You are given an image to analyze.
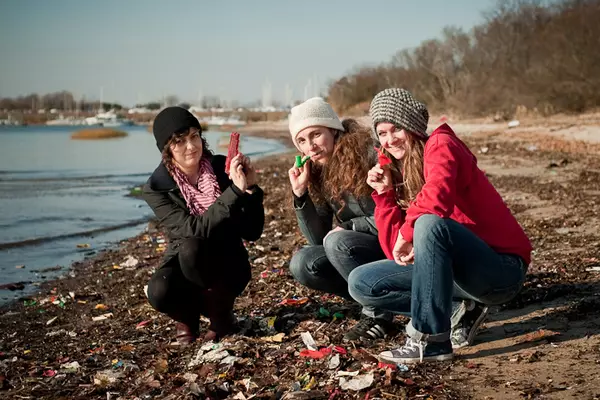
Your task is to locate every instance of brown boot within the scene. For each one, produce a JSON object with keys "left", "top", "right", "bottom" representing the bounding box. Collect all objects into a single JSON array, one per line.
[{"left": 175, "top": 322, "right": 199, "bottom": 345}]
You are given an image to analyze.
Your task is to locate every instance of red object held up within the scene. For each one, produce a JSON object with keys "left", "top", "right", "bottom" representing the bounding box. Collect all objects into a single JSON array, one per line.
[
  {"left": 225, "top": 132, "right": 240, "bottom": 174},
  {"left": 374, "top": 146, "right": 392, "bottom": 167}
]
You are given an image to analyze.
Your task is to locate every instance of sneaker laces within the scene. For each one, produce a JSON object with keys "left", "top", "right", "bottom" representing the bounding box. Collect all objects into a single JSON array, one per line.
[{"left": 398, "top": 337, "right": 426, "bottom": 362}]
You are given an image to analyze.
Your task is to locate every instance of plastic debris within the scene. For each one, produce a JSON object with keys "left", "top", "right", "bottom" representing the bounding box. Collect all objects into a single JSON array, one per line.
[
  {"left": 339, "top": 372, "right": 374, "bottom": 391},
  {"left": 507, "top": 120, "right": 520, "bottom": 128},
  {"left": 94, "top": 304, "right": 109, "bottom": 310},
  {"left": 262, "top": 333, "right": 286, "bottom": 342},
  {"left": 294, "top": 155, "right": 311, "bottom": 168},
  {"left": 92, "top": 313, "right": 113, "bottom": 321},
  {"left": 76, "top": 243, "right": 90, "bottom": 248},
  {"left": 60, "top": 361, "right": 81, "bottom": 373},
  {"left": 301, "top": 332, "right": 318, "bottom": 350},
  {"left": 299, "top": 349, "right": 325, "bottom": 359},
  {"left": 121, "top": 255, "right": 139, "bottom": 268},
  {"left": 328, "top": 354, "right": 340, "bottom": 369},
  {"left": 15, "top": 265, "right": 25, "bottom": 269},
  {"left": 135, "top": 320, "right": 151, "bottom": 329},
  {"left": 93, "top": 369, "right": 124, "bottom": 387},
  {"left": 42, "top": 369, "right": 57, "bottom": 377},
  {"left": 586, "top": 266, "right": 600, "bottom": 272},
  {"left": 279, "top": 297, "right": 309, "bottom": 306},
  {"left": 46, "top": 316, "right": 58, "bottom": 325}
]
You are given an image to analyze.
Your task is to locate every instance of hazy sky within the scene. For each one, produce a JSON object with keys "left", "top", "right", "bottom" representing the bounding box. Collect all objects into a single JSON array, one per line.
[{"left": 0, "top": 0, "right": 495, "bottom": 106}]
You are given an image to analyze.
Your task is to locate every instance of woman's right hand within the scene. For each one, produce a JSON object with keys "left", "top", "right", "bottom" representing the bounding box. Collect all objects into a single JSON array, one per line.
[
  {"left": 288, "top": 159, "right": 311, "bottom": 197},
  {"left": 230, "top": 154, "right": 248, "bottom": 192},
  {"left": 366, "top": 163, "right": 393, "bottom": 194}
]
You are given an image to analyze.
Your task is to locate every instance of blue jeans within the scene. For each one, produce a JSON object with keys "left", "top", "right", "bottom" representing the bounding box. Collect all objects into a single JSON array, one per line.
[
  {"left": 348, "top": 215, "right": 528, "bottom": 342},
  {"left": 289, "top": 230, "right": 389, "bottom": 320}
]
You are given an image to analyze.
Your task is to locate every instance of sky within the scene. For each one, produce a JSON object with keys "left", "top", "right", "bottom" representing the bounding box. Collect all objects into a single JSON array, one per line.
[{"left": 0, "top": 0, "right": 495, "bottom": 106}]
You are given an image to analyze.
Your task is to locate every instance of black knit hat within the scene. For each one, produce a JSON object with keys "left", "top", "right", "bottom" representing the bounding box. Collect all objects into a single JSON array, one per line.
[
  {"left": 152, "top": 106, "right": 202, "bottom": 151},
  {"left": 369, "top": 88, "right": 429, "bottom": 142}
]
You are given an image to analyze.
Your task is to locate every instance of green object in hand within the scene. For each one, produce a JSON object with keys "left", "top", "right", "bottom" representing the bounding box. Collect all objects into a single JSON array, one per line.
[{"left": 294, "top": 155, "right": 310, "bottom": 168}]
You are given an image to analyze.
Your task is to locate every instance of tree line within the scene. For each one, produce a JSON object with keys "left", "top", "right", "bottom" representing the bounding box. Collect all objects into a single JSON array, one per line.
[{"left": 327, "top": 0, "right": 600, "bottom": 118}]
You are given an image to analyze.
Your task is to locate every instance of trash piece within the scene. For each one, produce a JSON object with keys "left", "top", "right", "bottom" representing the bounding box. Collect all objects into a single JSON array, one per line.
[
  {"left": 93, "top": 369, "right": 124, "bottom": 387},
  {"left": 332, "top": 346, "right": 347, "bottom": 355},
  {"left": 374, "top": 146, "right": 392, "bottom": 167},
  {"left": 68, "top": 292, "right": 75, "bottom": 299},
  {"left": 294, "top": 155, "right": 311, "bottom": 168},
  {"left": 281, "top": 391, "right": 327, "bottom": 400},
  {"left": 301, "top": 332, "right": 318, "bottom": 351},
  {"left": 92, "top": 313, "right": 113, "bottom": 322},
  {"left": 183, "top": 372, "right": 198, "bottom": 382},
  {"left": 304, "top": 376, "right": 317, "bottom": 390},
  {"left": 15, "top": 265, "right": 25, "bottom": 269},
  {"left": 23, "top": 299, "right": 37, "bottom": 307},
  {"left": 586, "top": 266, "right": 600, "bottom": 272},
  {"left": 339, "top": 372, "right": 374, "bottom": 391},
  {"left": 516, "top": 329, "right": 560, "bottom": 344},
  {"left": 332, "top": 312, "right": 345, "bottom": 320},
  {"left": 378, "top": 362, "right": 397, "bottom": 370},
  {"left": 328, "top": 354, "right": 340, "bottom": 369},
  {"left": 136, "top": 320, "right": 151, "bottom": 329},
  {"left": 112, "top": 265, "right": 122, "bottom": 270},
  {"left": 225, "top": 132, "right": 240, "bottom": 174},
  {"left": 337, "top": 370, "right": 360, "bottom": 377},
  {"left": 42, "top": 369, "right": 56, "bottom": 377},
  {"left": 233, "top": 393, "right": 247, "bottom": 400},
  {"left": 220, "top": 355, "right": 241, "bottom": 365},
  {"left": 262, "top": 333, "right": 286, "bottom": 342},
  {"left": 299, "top": 349, "right": 325, "bottom": 359},
  {"left": 94, "top": 304, "right": 109, "bottom": 310},
  {"left": 507, "top": 120, "right": 520, "bottom": 128},
  {"left": 121, "top": 255, "right": 139, "bottom": 268},
  {"left": 60, "top": 361, "right": 81, "bottom": 373},
  {"left": 318, "top": 307, "right": 330, "bottom": 318},
  {"left": 188, "top": 343, "right": 230, "bottom": 367},
  {"left": 46, "top": 316, "right": 58, "bottom": 325},
  {"left": 279, "top": 297, "right": 309, "bottom": 306},
  {"left": 403, "top": 378, "right": 415, "bottom": 386},
  {"left": 76, "top": 243, "right": 90, "bottom": 248},
  {"left": 397, "top": 364, "right": 409, "bottom": 372},
  {"left": 23, "top": 350, "right": 31, "bottom": 355}
]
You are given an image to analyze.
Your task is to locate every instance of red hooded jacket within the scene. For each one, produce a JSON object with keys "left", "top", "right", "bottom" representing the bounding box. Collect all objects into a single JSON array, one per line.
[{"left": 373, "top": 123, "right": 532, "bottom": 264}]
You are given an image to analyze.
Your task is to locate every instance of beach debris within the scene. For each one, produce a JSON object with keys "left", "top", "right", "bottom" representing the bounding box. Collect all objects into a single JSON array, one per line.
[
  {"left": 339, "top": 372, "right": 374, "bottom": 391},
  {"left": 328, "top": 354, "right": 340, "bottom": 369},
  {"left": 92, "top": 313, "right": 113, "bottom": 322},
  {"left": 225, "top": 132, "right": 240, "bottom": 174},
  {"left": 76, "top": 243, "right": 90, "bottom": 248},
  {"left": 121, "top": 255, "right": 139, "bottom": 268},
  {"left": 585, "top": 266, "right": 600, "bottom": 272},
  {"left": 135, "top": 320, "right": 151, "bottom": 329},
  {"left": 46, "top": 316, "right": 58, "bottom": 325},
  {"left": 15, "top": 265, "right": 25, "bottom": 269},
  {"left": 301, "top": 331, "right": 318, "bottom": 350},
  {"left": 508, "top": 120, "right": 520, "bottom": 128},
  {"left": 93, "top": 369, "right": 124, "bottom": 387},
  {"left": 279, "top": 297, "right": 309, "bottom": 306},
  {"left": 94, "top": 304, "right": 109, "bottom": 310},
  {"left": 294, "top": 155, "right": 310, "bottom": 168},
  {"left": 60, "top": 361, "right": 81, "bottom": 373}
]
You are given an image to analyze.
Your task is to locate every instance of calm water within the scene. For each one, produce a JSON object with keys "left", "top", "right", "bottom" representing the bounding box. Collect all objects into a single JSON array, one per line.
[{"left": 0, "top": 125, "right": 288, "bottom": 303}]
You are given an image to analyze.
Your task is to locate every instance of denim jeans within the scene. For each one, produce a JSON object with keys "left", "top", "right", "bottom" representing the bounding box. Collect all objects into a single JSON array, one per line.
[
  {"left": 289, "top": 230, "right": 389, "bottom": 320},
  {"left": 348, "top": 215, "right": 528, "bottom": 342}
]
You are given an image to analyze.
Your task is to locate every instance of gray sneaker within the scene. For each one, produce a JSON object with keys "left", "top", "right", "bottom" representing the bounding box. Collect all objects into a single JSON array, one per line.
[{"left": 451, "top": 301, "right": 489, "bottom": 349}]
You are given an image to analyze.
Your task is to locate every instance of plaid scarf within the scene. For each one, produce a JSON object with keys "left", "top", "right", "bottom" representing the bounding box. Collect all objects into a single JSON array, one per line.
[{"left": 171, "top": 157, "right": 222, "bottom": 216}]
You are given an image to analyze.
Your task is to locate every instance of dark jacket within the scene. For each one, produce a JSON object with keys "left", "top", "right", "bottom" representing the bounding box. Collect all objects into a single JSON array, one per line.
[
  {"left": 293, "top": 192, "right": 378, "bottom": 246},
  {"left": 142, "top": 155, "right": 265, "bottom": 271}
]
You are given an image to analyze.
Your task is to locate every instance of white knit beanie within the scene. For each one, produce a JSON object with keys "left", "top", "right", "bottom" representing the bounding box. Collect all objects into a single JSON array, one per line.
[{"left": 288, "top": 97, "right": 344, "bottom": 150}]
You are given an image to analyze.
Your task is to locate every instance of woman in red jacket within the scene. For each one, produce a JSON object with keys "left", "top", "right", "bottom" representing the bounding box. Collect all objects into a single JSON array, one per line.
[{"left": 347, "top": 88, "right": 532, "bottom": 363}]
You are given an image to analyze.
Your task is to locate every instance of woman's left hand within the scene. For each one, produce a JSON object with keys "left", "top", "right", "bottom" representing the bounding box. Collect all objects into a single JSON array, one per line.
[{"left": 393, "top": 232, "right": 414, "bottom": 265}]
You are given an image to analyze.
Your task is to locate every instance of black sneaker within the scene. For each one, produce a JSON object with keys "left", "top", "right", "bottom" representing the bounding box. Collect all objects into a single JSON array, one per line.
[
  {"left": 379, "top": 338, "right": 453, "bottom": 364},
  {"left": 343, "top": 316, "right": 393, "bottom": 342},
  {"left": 451, "top": 302, "right": 489, "bottom": 349}
]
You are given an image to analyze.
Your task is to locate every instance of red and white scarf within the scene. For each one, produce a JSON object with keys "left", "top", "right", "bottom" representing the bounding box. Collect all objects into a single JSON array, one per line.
[{"left": 171, "top": 157, "right": 222, "bottom": 216}]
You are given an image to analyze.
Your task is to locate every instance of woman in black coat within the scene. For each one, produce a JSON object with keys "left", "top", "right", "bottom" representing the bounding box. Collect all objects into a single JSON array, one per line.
[{"left": 143, "top": 107, "right": 264, "bottom": 344}]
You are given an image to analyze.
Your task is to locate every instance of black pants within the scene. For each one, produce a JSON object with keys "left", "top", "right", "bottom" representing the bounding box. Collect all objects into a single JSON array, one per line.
[{"left": 146, "top": 238, "right": 250, "bottom": 332}]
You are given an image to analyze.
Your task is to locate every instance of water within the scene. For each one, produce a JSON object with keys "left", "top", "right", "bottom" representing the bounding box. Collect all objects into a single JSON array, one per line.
[{"left": 0, "top": 125, "right": 289, "bottom": 303}]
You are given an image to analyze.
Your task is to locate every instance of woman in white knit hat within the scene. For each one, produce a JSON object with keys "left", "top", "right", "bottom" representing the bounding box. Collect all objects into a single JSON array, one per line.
[
  {"left": 287, "top": 97, "right": 393, "bottom": 342},
  {"left": 347, "top": 88, "right": 532, "bottom": 363}
]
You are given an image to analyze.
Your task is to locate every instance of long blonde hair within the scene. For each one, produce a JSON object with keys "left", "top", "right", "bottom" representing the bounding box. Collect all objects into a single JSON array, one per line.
[{"left": 385, "top": 132, "right": 427, "bottom": 209}]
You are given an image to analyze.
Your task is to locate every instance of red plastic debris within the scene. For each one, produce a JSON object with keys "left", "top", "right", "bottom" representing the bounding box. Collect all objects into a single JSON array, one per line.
[
  {"left": 299, "top": 349, "right": 326, "bottom": 359},
  {"left": 136, "top": 320, "right": 151, "bottom": 329},
  {"left": 378, "top": 362, "right": 397, "bottom": 370},
  {"left": 279, "top": 297, "right": 309, "bottom": 306},
  {"left": 225, "top": 132, "right": 240, "bottom": 174},
  {"left": 42, "top": 370, "right": 56, "bottom": 377},
  {"left": 374, "top": 146, "right": 392, "bottom": 167}
]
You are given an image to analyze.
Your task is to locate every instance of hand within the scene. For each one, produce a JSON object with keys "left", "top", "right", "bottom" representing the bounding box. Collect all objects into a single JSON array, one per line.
[
  {"left": 393, "top": 232, "right": 414, "bottom": 266},
  {"left": 229, "top": 154, "right": 248, "bottom": 192},
  {"left": 324, "top": 226, "right": 345, "bottom": 241},
  {"left": 366, "top": 164, "right": 393, "bottom": 195},
  {"left": 288, "top": 158, "right": 311, "bottom": 197},
  {"left": 240, "top": 154, "right": 257, "bottom": 188}
]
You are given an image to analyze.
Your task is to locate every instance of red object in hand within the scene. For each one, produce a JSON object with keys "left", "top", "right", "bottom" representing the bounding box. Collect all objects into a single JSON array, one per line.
[
  {"left": 374, "top": 146, "right": 392, "bottom": 167},
  {"left": 225, "top": 132, "right": 240, "bottom": 174}
]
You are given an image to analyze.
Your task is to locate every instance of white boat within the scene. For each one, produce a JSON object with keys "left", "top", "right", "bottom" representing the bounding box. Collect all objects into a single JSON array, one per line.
[{"left": 85, "top": 110, "right": 134, "bottom": 127}]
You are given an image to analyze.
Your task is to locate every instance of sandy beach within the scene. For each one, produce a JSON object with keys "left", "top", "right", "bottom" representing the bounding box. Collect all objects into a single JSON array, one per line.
[{"left": 1, "top": 118, "right": 599, "bottom": 399}]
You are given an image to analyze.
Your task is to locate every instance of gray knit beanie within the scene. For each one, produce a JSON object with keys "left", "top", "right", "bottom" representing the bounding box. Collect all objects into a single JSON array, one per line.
[{"left": 369, "top": 88, "right": 429, "bottom": 142}]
